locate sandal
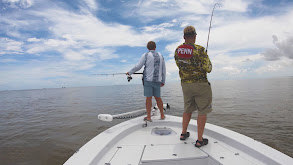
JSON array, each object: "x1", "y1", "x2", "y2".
[
  {"x1": 143, "y1": 117, "x2": 152, "y2": 122},
  {"x1": 195, "y1": 138, "x2": 208, "y2": 148},
  {"x1": 180, "y1": 132, "x2": 190, "y2": 140}
]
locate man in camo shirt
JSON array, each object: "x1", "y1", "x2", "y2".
[{"x1": 174, "y1": 26, "x2": 212, "y2": 148}]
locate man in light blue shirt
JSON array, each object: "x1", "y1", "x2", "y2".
[{"x1": 126, "y1": 41, "x2": 166, "y2": 122}]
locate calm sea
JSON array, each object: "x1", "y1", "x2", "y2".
[{"x1": 0, "y1": 77, "x2": 292, "y2": 165}]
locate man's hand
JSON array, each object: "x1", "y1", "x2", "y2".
[{"x1": 161, "y1": 83, "x2": 164, "y2": 87}]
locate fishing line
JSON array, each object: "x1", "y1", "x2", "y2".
[{"x1": 206, "y1": 3, "x2": 220, "y2": 53}]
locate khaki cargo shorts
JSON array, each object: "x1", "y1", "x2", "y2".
[{"x1": 181, "y1": 82, "x2": 213, "y2": 115}]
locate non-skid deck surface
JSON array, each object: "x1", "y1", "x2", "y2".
[{"x1": 97, "y1": 124, "x2": 265, "y2": 165}]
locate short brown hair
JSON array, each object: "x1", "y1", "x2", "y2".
[
  {"x1": 184, "y1": 26, "x2": 197, "y2": 37},
  {"x1": 147, "y1": 41, "x2": 156, "y2": 50}
]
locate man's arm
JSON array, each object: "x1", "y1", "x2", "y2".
[
  {"x1": 202, "y1": 55, "x2": 212, "y2": 73},
  {"x1": 128, "y1": 53, "x2": 147, "y2": 75},
  {"x1": 199, "y1": 46, "x2": 212, "y2": 73}
]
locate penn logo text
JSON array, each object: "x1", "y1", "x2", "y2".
[{"x1": 177, "y1": 45, "x2": 193, "y2": 59}]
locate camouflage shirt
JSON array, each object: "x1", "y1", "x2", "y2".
[{"x1": 174, "y1": 42, "x2": 212, "y2": 83}]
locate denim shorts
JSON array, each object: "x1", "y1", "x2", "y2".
[{"x1": 144, "y1": 81, "x2": 161, "y2": 97}]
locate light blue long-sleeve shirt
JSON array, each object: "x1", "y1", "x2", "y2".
[{"x1": 129, "y1": 50, "x2": 166, "y2": 84}]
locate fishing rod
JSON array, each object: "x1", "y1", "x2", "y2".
[
  {"x1": 206, "y1": 3, "x2": 220, "y2": 53},
  {"x1": 126, "y1": 73, "x2": 143, "y2": 82},
  {"x1": 92, "y1": 72, "x2": 143, "y2": 82},
  {"x1": 92, "y1": 73, "x2": 143, "y2": 76}
]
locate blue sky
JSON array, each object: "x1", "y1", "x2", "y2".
[{"x1": 1, "y1": 0, "x2": 293, "y2": 90}]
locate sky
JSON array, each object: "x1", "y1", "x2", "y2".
[{"x1": 1, "y1": 0, "x2": 293, "y2": 90}]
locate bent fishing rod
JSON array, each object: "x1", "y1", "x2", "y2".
[{"x1": 206, "y1": 3, "x2": 220, "y2": 53}]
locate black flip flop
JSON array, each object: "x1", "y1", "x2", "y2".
[
  {"x1": 195, "y1": 138, "x2": 208, "y2": 148},
  {"x1": 180, "y1": 132, "x2": 190, "y2": 140}
]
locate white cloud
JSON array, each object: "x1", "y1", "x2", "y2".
[
  {"x1": 78, "y1": 0, "x2": 99, "y2": 15},
  {"x1": 255, "y1": 58, "x2": 293, "y2": 74},
  {"x1": 26, "y1": 45, "x2": 46, "y2": 54},
  {"x1": 125, "y1": 0, "x2": 252, "y2": 22},
  {"x1": 165, "y1": 40, "x2": 184, "y2": 57},
  {"x1": 134, "y1": 1, "x2": 293, "y2": 56},
  {"x1": 64, "y1": 51, "x2": 85, "y2": 61},
  {"x1": 0, "y1": 62, "x2": 68, "y2": 88},
  {"x1": 2, "y1": 0, "x2": 33, "y2": 9},
  {"x1": 180, "y1": 22, "x2": 189, "y2": 28},
  {"x1": 27, "y1": 37, "x2": 41, "y2": 42},
  {"x1": 127, "y1": 0, "x2": 211, "y2": 21},
  {"x1": 211, "y1": 53, "x2": 262, "y2": 66},
  {"x1": 221, "y1": 66, "x2": 243, "y2": 75},
  {"x1": 26, "y1": 37, "x2": 77, "y2": 54},
  {"x1": 1, "y1": 0, "x2": 293, "y2": 90},
  {"x1": 168, "y1": 6, "x2": 293, "y2": 80},
  {"x1": 262, "y1": 35, "x2": 293, "y2": 61},
  {"x1": 220, "y1": 0, "x2": 250, "y2": 12},
  {"x1": 0, "y1": 38, "x2": 23, "y2": 55},
  {"x1": 45, "y1": 38, "x2": 75, "y2": 48},
  {"x1": 83, "y1": 0, "x2": 98, "y2": 11},
  {"x1": 31, "y1": 7, "x2": 178, "y2": 49},
  {"x1": 196, "y1": 16, "x2": 292, "y2": 53},
  {"x1": 165, "y1": 58, "x2": 178, "y2": 73},
  {"x1": 200, "y1": 53, "x2": 263, "y2": 79},
  {"x1": 130, "y1": 0, "x2": 143, "y2": 16},
  {"x1": 143, "y1": 22, "x2": 175, "y2": 32}
]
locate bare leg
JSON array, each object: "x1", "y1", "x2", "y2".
[
  {"x1": 146, "y1": 97, "x2": 152, "y2": 120},
  {"x1": 197, "y1": 114, "x2": 207, "y2": 142},
  {"x1": 181, "y1": 112, "x2": 192, "y2": 137},
  {"x1": 154, "y1": 96, "x2": 165, "y2": 118}
]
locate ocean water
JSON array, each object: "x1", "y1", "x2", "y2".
[{"x1": 0, "y1": 77, "x2": 292, "y2": 165}]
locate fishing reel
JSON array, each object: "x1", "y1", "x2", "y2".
[{"x1": 127, "y1": 75, "x2": 132, "y2": 82}]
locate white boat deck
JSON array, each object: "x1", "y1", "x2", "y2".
[{"x1": 64, "y1": 115, "x2": 293, "y2": 165}]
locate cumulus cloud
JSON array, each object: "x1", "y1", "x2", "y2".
[
  {"x1": 1, "y1": 4, "x2": 154, "y2": 62},
  {"x1": 220, "y1": 0, "x2": 251, "y2": 12},
  {"x1": 142, "y1": 22, "x2": 175, "y2": 32},
  {"x1": 27, "y1": 37, "x2": 41, "y2": 42},
  {"x1": 78, "y1": 0, "x2": 98, "y2": 14},
  {"x1": 0, "y1": 38, "x2": 24, "y2": 55},
  {"x1": 1, "y1": 0, "x2": 293, "y2": 90},
  {"x1": 130, "y1": 0, "x2": 143, "y2": 16},
  {"x1": 25, "y1": 37, "x2": 77, "y2": 54},
  {"x1": 2, "y1": 0, "x2": 33, "y2": 9},
  {"x1": 126, "y1": 0, "x2": 211, "y2": 20},
  {"x1": 30, "y1": 7, "x2": 178, "y2": 49},
  {"x1": 124, "y1": 0, "x2": 251, "y2": 22},
  {"x1": 255, "y1": 58, "x2": 293, "y2": 74},
  {"x1": 262, "y1": 35, "x2": 293, "y2": 61}
]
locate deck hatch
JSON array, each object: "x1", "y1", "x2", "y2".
[
  {"x1": 141, "y1": 143, "x2": 209, "y2": 164},
  {"x1": 103, "y1": 145, "x2": 145, "y2": 165},
  {"x1": 151, "y1": 127, "x2": 176, "y2": 136}
]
